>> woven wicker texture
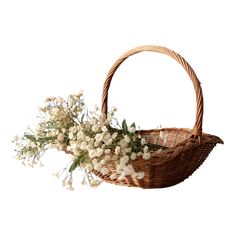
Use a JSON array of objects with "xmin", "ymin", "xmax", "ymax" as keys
[{"xmin": 97, "ymin": 45, "xmax": 223, "ymax": 188}]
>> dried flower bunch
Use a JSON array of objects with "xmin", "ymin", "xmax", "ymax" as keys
[{"xmin": 14, "ymin": 92, "xmax": 168, "ymax": 190}]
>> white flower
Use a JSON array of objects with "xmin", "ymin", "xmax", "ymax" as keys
[
  {"xmin": 86, "ymin": 143, "xmax": 93, "ymax": 151},
  {"xmin": 124, "ymin": 148, "xmax": 131, "ymax": 154},
  {"xmin": 80, "ymin": 141, "xmax": 87, "ymax": 150},
  {"xmin": 46, "ymin": 131, "xmax": 54, "ymax": 137},
  {"xmin": 30, "ymin": 141, "xmax": 37, "ymax": 148},
  {"xmin": 77, "ymin": 131, "xmax": 84, "ymax": 139},
  {"xmin": 143, "ymin": 152, "xmax": 151, "ymax": 160},
  {"xmin": 73, "ymin": 148, "xmax": 80, "ymax": 156},
  {"xmin": 52, "ymin": 107, "xmax": 60, "ymax": 115},
  {"xmin": 89, "ymin": 149, "xmax": 97, "ymax": 158},
  {"xmin": 115, "ymin": 164, "xmax": 123, "ymax": 174},
  {"xmin": 105, "ymin": 149, "xmax": 111, "ymax": 154},
  {"xmin": 76, "ymin": 90, "xmax": 83, "ymax": 98},
  {"xmin": 89, "ymin": 137, "xmax": 95, "ymax": 144},
  {"xmin": 120, "ymin": 155, "xmax": 129, "ymax": 166},
  {"xmin": 94, "ymin": 163, "xmax": 102, "ymax": 171},
  {"xmin": 92, "ymin": 124, "xmax": 99, "ymax": 133},
  {"xmin": 61, "ymin": 128, "xmax": 67, "ymax": 134},
  {"xmin": 137, "ymin": 152, "xmax": 142, "ymax": 157},
  {"xmin": 101, "ymin": 167, "xmax": 109, "ymax": 175},
  {"xmin": 124, "ymin": 135, "xmax": 130, "ymax": 143},
  {"xmin": 157, "ymin": 149, "xmax": 163, "ymax": 154},
  {"xmin": 102, "ymin": 133, "xmax": 111, "ymax": 142},
  {"xmin": 111, "ymin": 155, "xmax": 119, "ymax": 161},
  {"xmin": 123, "ymin": 164, "xmax": 135, "ymax": 175},
  {"xmin": 96, "ymin": 148, "xmax": 104, "ymax": 157},
  {"xmin": 101, "ymin": 159, "xmax": 106, "ymax": 165},
  {"xmin": 95, "ymin": 133, "xmax": 102, "ymax": 142},
  {"xmin": 57, "ymin": 133, "xmax": 64, "ymax": 142},
  {"xmin": 105, "ymin": 138, "xmax": 112, "ymax": 146},
  {"xmin": 69, "ymin": 132, "xmax": 74, "ymax": 140},
  {"xmin": 69, "ymin": 126, "xmax": 77, "ymax": 133},
  {"xmin": 56, "ymin": 97, "xmax": 64, "ymax": 104},
  {"xmin": 115, "ymin": 146, "xmax": 121, "ymax": 155},
  {"xmin": 104, "ymin": 155, "xmax": 111, "ymax": 161},
  {"xmin": 94, "ymin": 141, "xmax": 100, "ymax": 147},
  {"xmin": 159, "ymin": 131, "xmax": 168, "ymax": 146},
  {"xmin": 164, "ymin": 137, "xmax": 168, "ymax": 146},
  {"xmin": 143, "ymin": 146, "xmax": 149, "ymax": 153},
  {"xmin": 119, "ymin": 139, "xmax": 128, "ymax": 148},
  {"xmin": 136, "ymin": 172, "xmax": 145, "ymax": 179},
  {"xmin": 86, "ymin": 164, "xmax": 93, "ymax": 172},
  {"xmin": 130, "ymin": 152, "xmax": 136, "ymax": 160},
  {"xmin": 159, "ymin": 131, "xmax": 164, "ymax": 139},
  {"xmin": 90, "ymin": 179, "xmax": 102, "ymax": 187},
  {"xmin": 128, "ymin": 126, "xmax": 136, "ymax": 133},
  {"xmin": 110, "ymin": 173, "xmax": 117, "ymax": 180},
  {"xmin": 35, "ymin": 124, "xmax": 42, "ymax": 133},
  {"xmin": 101, "ymin": 126, "xmax": 108, "ymax": 132},
  {"xmin": 141, "ymin": 138, "xmax": 147, "ymax": 146},
  {"xmin": 112, "ymin": 132, "xmax": 118, "ymax": 139},
  {"xmin": 71, "ymin": 142, "xmax": 78, "ymax": 150},
  {"xmin": 118, "ymin": 173, "xmax": 125, "ymax": 181}
]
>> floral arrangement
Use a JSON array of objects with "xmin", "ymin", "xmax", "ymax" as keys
[{"xmin": 14, "ymin": 92, "xmax": 168, "ymax": 190}]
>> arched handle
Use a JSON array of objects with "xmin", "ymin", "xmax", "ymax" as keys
[{"xmin": 101, "ymin": 45, "xmax": 204, "ymax": 138}]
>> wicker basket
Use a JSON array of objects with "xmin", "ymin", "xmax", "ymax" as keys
[{"xmin": 93, "ymin": 45, "xmax": 223, "ymax": 188}]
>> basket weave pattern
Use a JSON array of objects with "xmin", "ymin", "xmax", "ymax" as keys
[{"xmin": 94, "ymin": 45, "xmax": 223, "ymax": 188}]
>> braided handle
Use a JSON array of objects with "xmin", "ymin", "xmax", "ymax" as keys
[{"xmin": 101, "ymin": 45, "xmax": 203, "ymax": 138}]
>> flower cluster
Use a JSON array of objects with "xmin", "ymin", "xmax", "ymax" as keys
[{"xmin": 14, "ymin": 92, "xmax": 168, "ymax": 190}]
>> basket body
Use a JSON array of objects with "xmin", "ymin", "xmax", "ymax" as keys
[
  {"xmin": 94, "ymin": 128, "xmax": 223, "ymax": 188},
  {"xmin": 93, "ymin": 45, "xmax": 223, "ymax": 188}
]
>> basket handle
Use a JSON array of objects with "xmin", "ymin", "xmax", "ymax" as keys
[{"xmin": 101, "ymin": 45, "xmax": 204, "ymax": 138}]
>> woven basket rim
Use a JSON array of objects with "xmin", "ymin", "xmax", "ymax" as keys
[{"xmin": 128, "ymin": 127, "xmax": 223, "ymax": 165}]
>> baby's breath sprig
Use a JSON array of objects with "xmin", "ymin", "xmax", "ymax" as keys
[{"xmin": 14, "ymin": 91, "xmax": 168, "ymax": 189}]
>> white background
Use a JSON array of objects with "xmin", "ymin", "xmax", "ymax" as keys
[{"xmin": 0, "ymin": 0, "xmax": 235, "ymax": 235}]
